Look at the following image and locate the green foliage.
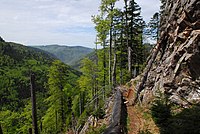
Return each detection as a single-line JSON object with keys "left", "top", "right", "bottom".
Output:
{"left": 0, "top": 42, "right": 80, "bottom": 133}
{"left": 151, "top": 94, "right": 200, "bottom": 134}
{"left": 42, "top": 60, "right": 79, "bottom": 133}
{"left": 0, "top": 110, "right": 20, "bottom": 133}
{"left": 77, "top": 110, "right": 88, "bottom": 127}
{"left": 145, "top": 12, "right": 160, "bottom": 42}
{"left": 92, "top": 107, "right": 105, "bottom": 119}
{"left": 139, "top": 129, "right": 152, "bottom": 134}
{"left": 86, "top": 124, "right": 106, "bottom": 134}
{"left": 169, "top": 106, "right": 200, "bottom": 133}
{"left": 151, "top": 99, "right": 171, "bottom": 131}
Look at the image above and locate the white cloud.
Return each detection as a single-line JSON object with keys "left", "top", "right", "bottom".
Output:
{"left": 0, "top": 0, "right": 160, "bottom": 48}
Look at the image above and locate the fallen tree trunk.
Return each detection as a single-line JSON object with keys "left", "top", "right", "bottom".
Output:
{"left": 133, "top": 42, "right": 162, "bottom": 105}
{"left": 103, "top": 88, "right": 127, "bottom": 134}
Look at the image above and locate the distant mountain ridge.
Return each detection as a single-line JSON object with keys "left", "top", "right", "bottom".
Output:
{"left": 32, "top": 45, "right": 94, "bottom": 66}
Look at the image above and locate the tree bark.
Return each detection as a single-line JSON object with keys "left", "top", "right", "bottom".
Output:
{"left": 128, "top": 46, "right": 132, "bottom": 77}
{"left": 0, "top": 124, "right": 3, "bottom": 134}
{"left": 103, "top": 40, "right": 106, "bottom": 100}
{"left": 124, "top": 0, "right": 132, "bottom": 78}
{"left": 112, "top": 49, "right": 117, "bottom": 88}
{"left": 112, "top": 32, "right": 117, "bottom": 88}
{"left": 95, "top": 40, "right": 99, "bottom": 109}
{"left": 59, "top": 84, "right": 65, "bottom": 131}
{"left": 29, "top": 128, "right": 32, "bottom": 134}
{"left": 134, "top": 42, "right": 161, "bottom": 105}
{"left": 79, "top": 93, "right": 82, "bottom": 115}
{"left": 30, "top": 73, "right": 38, "bottom": 134}
{"left": 55, "top": 110, "right": 58, "bottom": 132}
{"left": 109, "top": 3, "right": 114, "bottom": 90}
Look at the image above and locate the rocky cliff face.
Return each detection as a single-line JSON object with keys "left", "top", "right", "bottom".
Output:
{"left": 140, "top": 0, "right": 200, "bottom": 106}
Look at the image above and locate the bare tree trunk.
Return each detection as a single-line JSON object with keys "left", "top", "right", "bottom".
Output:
{"left": 79, "top": 93, "right": 82, "bottom": 115}
{"left": 120, "top": 17, "right": 124, "bottom": 85}
{"left": 61, "top": 96, "right": 64, "bottom": 131}
{"left": 112, "top": 32, "right": 117, "bottom": 88}
{"left": 40, "top": 122, "right": 42, "bottom": 133}
{"left": 133, "top": 42, "right": 161, "bottom": 105}
{"left": 109, "top": 38, "right": 112, "bottom": 90}
{"left": 55, "top": 110, "right": 58, "bottom": 132}
{"left": 29, "top": 128, "right": 32, "bottom": 134}
{"left": 128, "top": 46, "right": 132, "bottom": 76}
{"left": 30, "top": 73, "right": 38, "bottom": 134}
{"left": 109, "top": 3, "right": 114, "bottom": 90}
{"left": 112, "top": 50, "right": 117, "bottom": 88}
{"left": 129, "top": 0, "right": 135, "bottom": 78}
{"left": 95, "top": 39, "right": 99, "bottom": 109}
{"left": 103, "top": 40, "right": 106, "bottom": 100}
{"left": 124, "top": 0, "right": 132, "bottom": 78}
{"left": 94, "top": 85, "right": 98, "bottom": 110}
{"left": 120, "top": 53, "right": 123, "bottom": 85}
{"left": 0, "top": 124, "right": 3, "bottom": 134}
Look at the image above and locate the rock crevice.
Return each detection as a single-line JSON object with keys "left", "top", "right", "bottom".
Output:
{"left": 139, "top": 0, "right": 200, "bottom": 106}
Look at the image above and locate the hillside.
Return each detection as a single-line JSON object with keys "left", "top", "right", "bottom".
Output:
{"left": 0, "top": 41, "right": 52, "bottom": 109}
{"left": 0, "top": 40, "right": 80, "bottom": 133}
{"left": 32, "top": 45, "right": 94, "bottom": 66}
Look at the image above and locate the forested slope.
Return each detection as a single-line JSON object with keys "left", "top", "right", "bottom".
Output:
{"left": 33, "top": 45, "right": 94, "bottom": 66}
{"left": 0, "top": 39, "right": 80, "bottom": 133}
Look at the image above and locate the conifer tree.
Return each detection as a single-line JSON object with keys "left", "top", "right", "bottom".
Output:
{"left": 146, "top": 12, "right": 160, "bottom": 42}
{"left": 123, "top": 0, "right": 144, "bottom": 77}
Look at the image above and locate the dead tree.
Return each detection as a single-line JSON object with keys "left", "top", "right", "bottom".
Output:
{"left": 30, "top": 73, "right": 38, "bottom": 134}
{"left": 133, "top": 42, "right": 161, "bottom": 105}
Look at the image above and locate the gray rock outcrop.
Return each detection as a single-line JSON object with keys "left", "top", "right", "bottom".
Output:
{"left": 139, "top": 0, "right": 200, "bottom": 106}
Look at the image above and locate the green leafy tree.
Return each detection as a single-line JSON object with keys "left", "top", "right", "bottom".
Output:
{"left": 78, "top": 58, "right": 98, "bottom": 110}
{"left": 42, "top": 60, "right": 72, "bottom": 133}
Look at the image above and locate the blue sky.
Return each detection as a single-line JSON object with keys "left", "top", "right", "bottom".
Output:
{"left": 0, "top": 0, "right": 160, "bottom": 48}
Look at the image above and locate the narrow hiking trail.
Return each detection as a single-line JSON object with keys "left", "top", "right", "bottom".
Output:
{"left": 123, "top": 87, "right": 142, "bottom": 134}
{"left": 127, "top": 105, "right": 142, "bottom": 134}
{"left": 123, "top": 86, "right": 159, "bottom": 134}
{"left": 127, "top": 104, "right": 159, "bottom": 134}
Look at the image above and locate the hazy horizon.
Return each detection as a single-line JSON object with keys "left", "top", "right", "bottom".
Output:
{"left": 0, "top": 0, "right": 160, "bottom": 48}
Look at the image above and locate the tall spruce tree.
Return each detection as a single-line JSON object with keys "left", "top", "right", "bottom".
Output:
{"left": 123, "top": 0, "right": 144, "bottom": 77}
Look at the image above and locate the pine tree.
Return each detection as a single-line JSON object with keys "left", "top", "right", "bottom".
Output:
{"left": 123, "top": 0, "right": 144, "bottom": 77}
{"left": 146, "top": 12, "right": 160, "bottom": 42}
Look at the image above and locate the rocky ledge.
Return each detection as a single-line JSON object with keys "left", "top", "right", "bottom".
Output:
{"left": 139, "top": 0, "right": 200, "bottom": 106}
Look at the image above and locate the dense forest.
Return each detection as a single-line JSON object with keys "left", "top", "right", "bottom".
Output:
{"left": 0, "top": 40, "right": 81, "bottom": 133}
{"left": 0, "top": 0, "right": 158, "bottom": 133}
{"left": 1, "top": 0, "right": 199, "bottom": 133}
{"left": 33, "top": 45, "right": 94, "bottom": 68}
